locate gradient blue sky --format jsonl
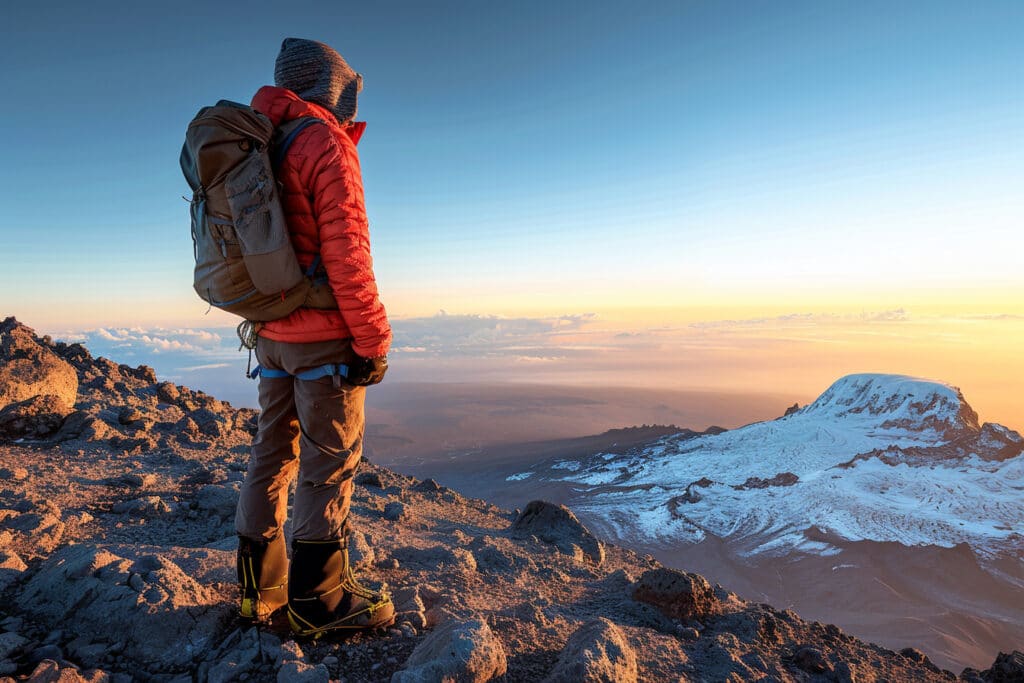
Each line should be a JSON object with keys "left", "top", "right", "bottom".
{"left": 2, "top": 2, "right": 1023, "bottom": 426}
{"left": 3, "top": 0, "right": 1022, "bottom": 326}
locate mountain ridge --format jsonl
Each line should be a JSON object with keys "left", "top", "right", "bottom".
{"left": 525, "top": 372, "right": 1022, "bottom": 558}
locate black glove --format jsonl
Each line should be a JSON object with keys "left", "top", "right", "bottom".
{"left": 346, "top": 355, "right": 388, "bottom": 386}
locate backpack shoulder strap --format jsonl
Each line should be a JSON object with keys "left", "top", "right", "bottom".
{"left": 271, "top": 117, "right": 326, "bottom": 171}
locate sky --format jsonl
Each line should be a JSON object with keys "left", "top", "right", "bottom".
{"left": 2, "top": 1, "right": 1022, "bottom": 427}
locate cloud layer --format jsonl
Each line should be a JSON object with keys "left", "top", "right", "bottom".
{"left": 51, "top": 309, "right": 1023, "bottom": 428}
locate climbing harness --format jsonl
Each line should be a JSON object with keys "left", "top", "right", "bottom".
{"left": 248, "top": 362, "right": 351, "bottom": 388}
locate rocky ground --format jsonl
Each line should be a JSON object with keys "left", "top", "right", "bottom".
{"left": 0, "top": 316, "right": 1021, "bottom": 683}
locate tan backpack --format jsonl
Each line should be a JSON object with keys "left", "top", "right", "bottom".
{"left": 180, "top": 100, "right": 336, "bottom": 321}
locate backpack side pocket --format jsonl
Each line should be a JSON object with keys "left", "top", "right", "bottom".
{"left": 225, "top": 151, "right": 304, "bottom": 294}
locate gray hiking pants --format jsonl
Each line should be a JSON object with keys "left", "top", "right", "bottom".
{"left": 235, "top": 336, "right": 364, "bottom": 542}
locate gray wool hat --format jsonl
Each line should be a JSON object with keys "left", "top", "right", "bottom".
{"left": 275, "top": 38, "right": 362, "bottom": 123}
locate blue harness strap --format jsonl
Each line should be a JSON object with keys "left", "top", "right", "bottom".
{"left": 270, "top": 120, "right": 326, "bottom": 284}
{"left": 248, "top": 365, "right": 287, "bottom": 380}
{"left": 272, "top": 117, "right": 325, "bottom": 171}
{"left": 249, "top": 363, "right": 349, "bottom": 382}
{"left": 304, "top": 254, "right": 322, "bottom": 278}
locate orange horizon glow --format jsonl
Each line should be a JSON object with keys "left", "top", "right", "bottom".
{"left": 17, "top": 298, "right": 1020, "bottom": 434}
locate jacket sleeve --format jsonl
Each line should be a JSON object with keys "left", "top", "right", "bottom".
{"left": 307, "top": 126, "right": 391, "bottom": 358}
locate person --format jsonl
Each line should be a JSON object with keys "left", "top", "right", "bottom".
{"left": 233, "top": 37, "right": 395, "bottom": 636}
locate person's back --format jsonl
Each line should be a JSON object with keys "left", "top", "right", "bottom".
{"left": 234, "top": 37, "right": 394, "bottom": 635}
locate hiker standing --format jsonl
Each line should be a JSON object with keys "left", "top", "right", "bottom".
{"left": 233, "top": 38, "right": 395, "bottom": 634}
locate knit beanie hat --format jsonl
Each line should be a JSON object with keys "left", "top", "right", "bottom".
{"left": 274, "top": 38, "right": 362, "bottom": 123}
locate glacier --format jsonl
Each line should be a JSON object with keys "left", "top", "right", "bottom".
{"left": 539, "top": 373, "right": 1023, "bottom": 558}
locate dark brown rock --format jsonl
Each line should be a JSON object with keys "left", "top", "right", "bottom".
{"left": 414, "top": 478, "right": 443, "bottom": 493}
{"left": 631, "top": 567, "right": 719, "bottom": 622}
{"left": 0, "top": 395, "right": 70, "bottom": 439}
{"left": 155, "top": 382, "right": 180, "bottom": 405}
{"left": 512, "top": 500, "right": 604, "bottom": 565}
{"left": 356, "top": 471, "right": 383, "bottom": 488}
{"left": 792, "top": 646, "right": 829, "bottom": 674}
{"left": 544, "top": 617, "right": 638, "bottom": 683}
{"left": 392, "top": 618, "right": 507, "bottom": 683}
{"left": 187, "top": 408, "right": 227, "bottom": 438}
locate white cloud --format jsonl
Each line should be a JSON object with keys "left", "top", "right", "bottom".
{"left": 391, "top": 312, "right": 599, "bottom": 355}
{"left": 65, "top": 325, "right": 239, "bottom": 363}
{"left": 179, "top": 362, "right": 231, "bottom": 372}
{"left": 688, "top": 309, "right": 912, "bottom": 330}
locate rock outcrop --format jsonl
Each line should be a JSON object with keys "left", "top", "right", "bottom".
{"left": 392, "top": 618, "right": 507, "bottom": 683}
{"left": 0, "top": 318, "right": 78, "bottom": 438}
{"left": 544, "top": 617, "right": 638, "bottom": 683}
{"left": 511, "top": 500, "right": 604, "bottom": 565}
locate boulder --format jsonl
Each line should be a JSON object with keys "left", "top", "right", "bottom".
{"left": 194, "top": 483, "right": 239, "bottom": 517}
{"left": 188, "top": 408, "right": 229, "bottom": 438}
{"left": 111, "top": 496, "right": 170, "bottom": 517}
{"left": 392, "top": 618, "right": 507, "bottom": 683}
{"left": 631, "top": 567, "right": 719, "bottom": 622}
{"left": 414, "top": 478, "right": 442, "bottom": 493}
{"left": 391, "top": 545, "right": 477, "bottom": 574}
{"left": 392, "top": 586, "right": 427, "bottom": 629}
{"left": 356, "top": 471, "right": 383, "bottom": 488}
{"left": 384, "top": 501, "right": 407, "bottom": 521}
{"left": 792, "top": 646, "right": 830, "bottom": 674}
{"left": 155, "top": 382, "right": 180, "bottom": 404}
{"left": 0, "top": 395, "right": 71, "bottom": 439}
{"left": 0, "top": 318, "right": 78, "bottom": 414}
{"left": 543, "top": 617, "right": 638, "bottom": 683}
{"left": 511, "top": 500, "right": 604, "bottom": 564}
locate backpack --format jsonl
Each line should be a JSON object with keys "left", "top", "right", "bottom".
{"left": 179, "top": 100, "right": 337, "bottom": 321}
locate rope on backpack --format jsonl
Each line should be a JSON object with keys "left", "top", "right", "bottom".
{"left": 237, "top": 320, "right": 260, "bottom": 351}
{"left": 237, "top": 320, "right": 262, "bottom": 379}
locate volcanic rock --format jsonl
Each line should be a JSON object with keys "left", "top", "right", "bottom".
{"left": 631, "top": 567, "right": 720, "bottom": 622}
{"left": 0, "top": 318, "right": 78, "bottom": 415}
{"left": 16, "top": 544, "right": 231, "bottom": 673}
{"left": 111, "top": 496, "right": 170, "bottom": 516}
{"left": 392, "top": 618, "right": 508, "bottom": 683}
{"left": 792, "top": 645, "right": 830, "bottom": 674}
{"left": 511, "top": 500, "right": 604, "bottom": 565}
{"left": 544, "top": 617, "right": 638, "bottom": 683}
{"left": 384, "top": 501, "right": 407, "bottom": 521}
{"left": 0, "top": 395, "right": 71, "bottom": 439}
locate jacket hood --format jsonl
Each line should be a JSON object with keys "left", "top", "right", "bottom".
{"left": 251, "top": 86, "right": 365, "bottom": 144}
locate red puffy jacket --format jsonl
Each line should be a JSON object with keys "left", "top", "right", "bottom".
{"left": 250, "top": 86, "right": 391, "bottom": 359}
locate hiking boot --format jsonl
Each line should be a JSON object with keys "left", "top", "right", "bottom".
{"left": 237, "top": 533, "right": 288, "bottom": 622}
{"left": 287, "top": 539, "right": 395, "bottom": 636}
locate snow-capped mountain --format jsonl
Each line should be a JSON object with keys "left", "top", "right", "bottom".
{"left": 510, "top": 374, "right": 1023, "bottom": 559}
